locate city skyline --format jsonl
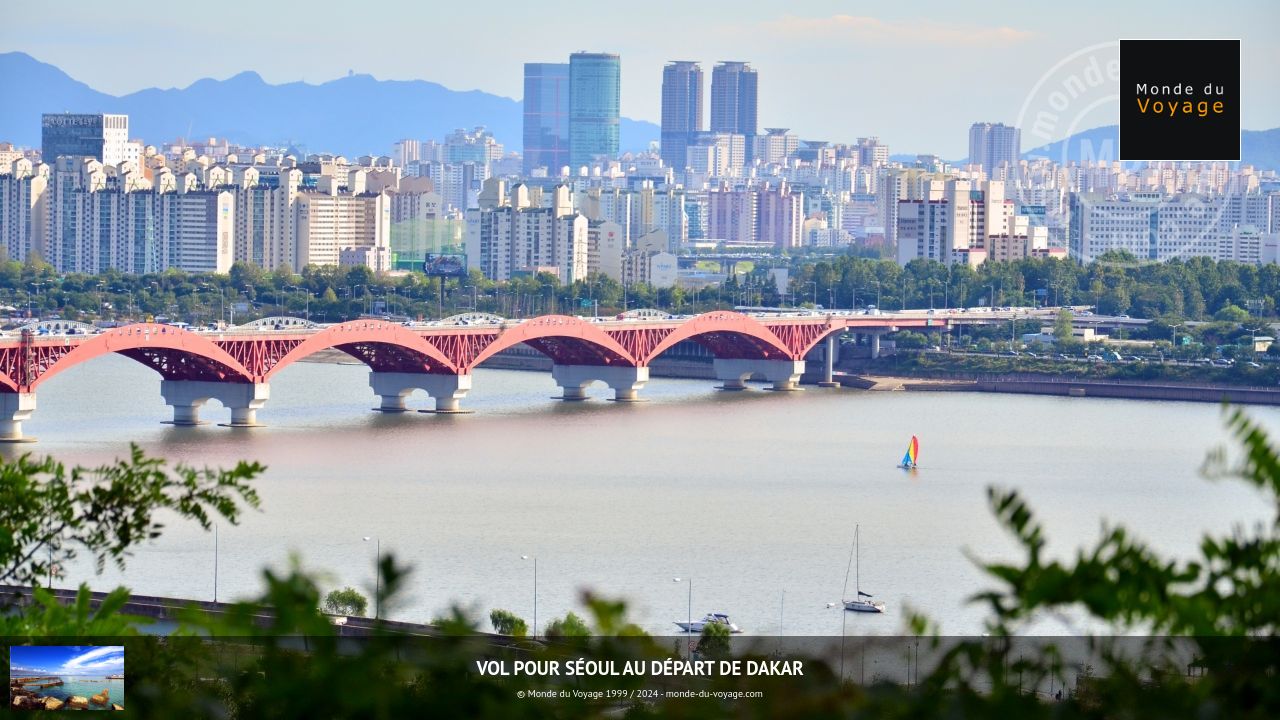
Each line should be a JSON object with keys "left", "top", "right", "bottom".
{"left": 3, "top": 1, "right": 1277, "bottom": 158}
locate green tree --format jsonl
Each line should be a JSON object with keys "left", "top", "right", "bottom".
{"left": 488, "top": 608, "right": 528, "bottom": 637}
{"left": 894, "top": 330, "right": 928, "bottom": 349}
{"left": 1053, "top": 308, "right": 1074, "bottom": 342}
{"left": 321, "top": 587, "right": 369, "bottom": 617}
{"left": 1214, "top": 303, "right": 1249, "bottom": 323}
{"left": 544, "top": 611, "right": 590, "bottom": 638}
{"left": 228, "top": 261, "right": 265, "bottom": 291}
{"left": 0, "top": 445, "right": 262, "bottom": 588}
{"left": 697, "top": 620, "right": 731, "bottom": 659}
{"left": 1098, "top": 284, "right": 1131, "bottom": 315}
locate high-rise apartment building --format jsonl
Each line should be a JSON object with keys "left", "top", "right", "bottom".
{"left": 707, "top": 182, "right": 801, "bottom": 247}
{"left": 968, "top": 122, "right": 1021, "bottom": 175}
{"left": 686, "top": 132, "right": 746, "bottom": 178}
{"left": 0, "top": 159, "right": 50, "bottom": 263}
{"left": 757, "top": 182, "right": 803, "bottom": 249}
{"left": 465, "top": 180, "right": 587, "bottom": 283}
{"left": 294, "top": 187, "right": 391, "bottom": 271}
{"left": 160, "top": 189, "right": 236, "bottom": 273}
{"left": 710, "top": 62, "right": 758, "bottom": 165}
{"left": 223, "top": 165, "right": 302, "bottom": 270}
{"left": 41, "top": 113, "right": 130, "bottom": 166}
{"left": 392, "top": 139, "right": 421, "bottom": 168}
{"left": 444, "top": 127, "right": 503, "bottom": 166}
{"left": 587, "top": 220, "right": 625, "bottom": 281}
{"left": 568, "top": 52, "right": 621, "bottom": 169}
{"left": 660, "top": 61, "right": 703, "bottom": 172}
{"left": 896, "top": 179, "right": 1055, "bottom": 266}
{"left": 1068, "top": 191, "right": 1272, "bottom": 263}
{"left": 523, "top": 63, "right": 571, "bottom": 175}
{"left": 754, "top": 128, "right": 800, "bottom": 166}
{"left": 41, "top": 156, "right": 234, "bottom": 274}
{"left": 855, "top": 137, "right": 889, "bottom": 167}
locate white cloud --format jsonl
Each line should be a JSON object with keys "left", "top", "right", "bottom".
{"left": 61, "top": 646, "right": 125, "bottom": 674}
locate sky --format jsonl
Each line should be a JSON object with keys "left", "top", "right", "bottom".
{"left": 9, "top": 646, "right": 125, "bottom": 676}
{"left": 3, "top": 0, "right": 1278, "bottom": 157}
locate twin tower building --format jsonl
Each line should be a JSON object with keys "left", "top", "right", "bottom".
{"left": 522, "top": 55, "right": 758, "bottom": 177}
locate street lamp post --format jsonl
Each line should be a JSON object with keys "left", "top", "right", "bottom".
{"left": 522, "top": 555, "right": 537, "bottom": 639}
{"left": 826, "top": 600, "right": 848, "bottom": 679}
{"left": 30, "top": 281, "right": 44, "bottom": 319}
{"left": 213, "top": 523, "right": 219, "bottom": 603}
{"left": 363, "top": 536, "right": 381, "bottom": 619}
{"left": 673, "top": 577, "right": 692, "bottom": 649}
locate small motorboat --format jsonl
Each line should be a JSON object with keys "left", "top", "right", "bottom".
{"left": 674, "top": 613, "right": 743, "bottom": 633}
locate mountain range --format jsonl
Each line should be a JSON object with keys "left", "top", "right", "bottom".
{"left": 1022, "top": 125, "right": 1280, "bottom": 171}
{"left": 2, "top": 52, "right": 1276, "bottom": 170}
{"left": 0, "top": 52, "right": 659, "bottom": 157}
{"left": 892, "top": 126, "right": 1279, "bottom": 171}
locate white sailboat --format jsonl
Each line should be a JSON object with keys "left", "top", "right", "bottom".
{"left": 842, "top": 524, "right": 885, "bottom": 614}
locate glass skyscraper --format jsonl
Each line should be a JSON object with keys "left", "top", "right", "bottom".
{"left": 41, "top": 113, "right": 129, "bottom": 165}
{"left": 710, "top": 62, "right": 758, "bottom": 163}
{"left": 568, "top": 52, "right": 621, "bottom": 169}
{"left": 523, "top": 63, "right": 570, "bottom": 175}
{"left": 660, "top": 61, "right": 703, "bottom": 172}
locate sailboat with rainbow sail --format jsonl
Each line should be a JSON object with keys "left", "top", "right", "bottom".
{"left": 899, "top": 435, "right": 919, "bottom": 469}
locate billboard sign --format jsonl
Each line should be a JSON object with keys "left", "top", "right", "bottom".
{"left": 423, "top": 253, "right": 468, "bottom": 278}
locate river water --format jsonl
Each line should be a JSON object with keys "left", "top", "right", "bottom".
{"left": 16, "top": 678, "right": 124, "bottom": 709}
{"left": 7, "top": 354, "right": 1274, "bottom": 637}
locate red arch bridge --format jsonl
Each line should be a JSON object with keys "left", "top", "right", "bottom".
{"left": 0, "top": 308, "right": 980, "bottom": 441}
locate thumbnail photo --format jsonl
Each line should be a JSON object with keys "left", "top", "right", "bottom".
{"left": 9, "top": 646, "right": 125, "bottom": 711}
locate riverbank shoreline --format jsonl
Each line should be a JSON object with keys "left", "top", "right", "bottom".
{"left": 298, "top": 348, "right": 1280, "bottom": 405}
{"left": 822, "top": 372, "right": 1280, "bottom": 405}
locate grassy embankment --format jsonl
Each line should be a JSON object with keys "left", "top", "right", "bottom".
{"left": 869, "top": 352, "right": 1280, "bottom": 387}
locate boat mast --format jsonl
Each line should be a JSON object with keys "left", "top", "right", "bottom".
{"left": 855, "top": 524, "right": 861, "bottom": 596}
{"left": 842, "top": 526, "right": 857, "bottom": 602}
